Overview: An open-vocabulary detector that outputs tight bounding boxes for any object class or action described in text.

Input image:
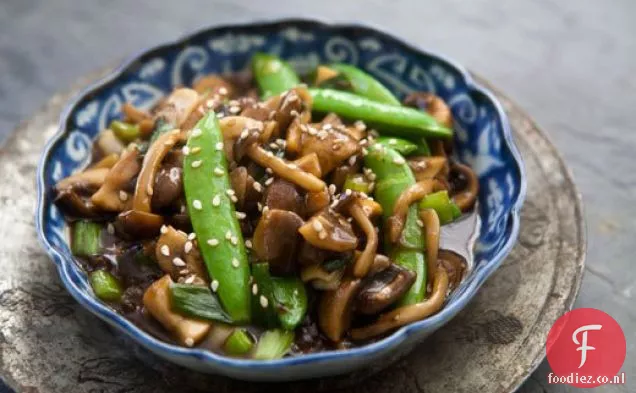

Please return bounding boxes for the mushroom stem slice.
[318,277,362,342]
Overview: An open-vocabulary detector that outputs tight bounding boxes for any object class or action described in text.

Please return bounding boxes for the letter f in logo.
[572,324,602,368]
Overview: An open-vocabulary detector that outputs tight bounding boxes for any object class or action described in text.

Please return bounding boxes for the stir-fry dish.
[52,53,479,359]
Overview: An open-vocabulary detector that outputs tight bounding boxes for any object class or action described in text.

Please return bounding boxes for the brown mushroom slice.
[219,116,265,141]
[122,103,151,124]
[349,267,449,341]
[115,210,164,238]
[155,226,207,283]
[299,210,358,252]
[420,208,440,276]
[192,75,235,96]
[387,179,443,243]
[54,189,100,219]
[403,92,453,129]
[96,129,125,156]
[143,275,211,347]
[349,203,378,278]
[314,66,340,85]
[262,179,304,216]
[252,209,304,275]
[246,144,325,192]
[320,113,344,128]
[152,165,183,210]
[369,253,391,275]
[91,153,120,169]
[55,167,109,191]
[318,277,362,342]
[229,167,260,211]
[91,148,141,212]
[154,88,201,128]
[298,241,330,266]
[359,198,383,218]
[299,124,360,175]
[286,117,303,155]
[132,129,181,213]
[450,162,479,211]
[330,163,359,190]
[408,156,448,181]
[305,187,330,216]
[293,153,322,178]
[269,87,312,132]
[356,264,416,315]
[300,263,345,291]
[438,249,467,291]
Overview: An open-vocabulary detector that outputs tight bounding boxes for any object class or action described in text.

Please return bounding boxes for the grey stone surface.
[0,0,633,391]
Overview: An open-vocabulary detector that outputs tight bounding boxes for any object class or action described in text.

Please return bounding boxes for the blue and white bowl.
[36,18,526,381]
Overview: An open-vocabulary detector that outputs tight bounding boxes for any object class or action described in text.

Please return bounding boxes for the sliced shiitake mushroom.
[252,209,305,275]
[318,277,362,342]
[355,264,416,315]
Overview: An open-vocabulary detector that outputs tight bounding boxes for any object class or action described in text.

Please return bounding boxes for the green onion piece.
[110,120,140,143]
[419,190,462,225]
[223,329,254,356]
[375,137,418,156]
[271,277,307,330]
[71,220,102,257]
[343,174,371,193]
[169,283,233,323]
[252,329,295,360]
[89,270,123,302]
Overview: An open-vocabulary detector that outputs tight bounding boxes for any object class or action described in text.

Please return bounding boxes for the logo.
[546,308,626,388]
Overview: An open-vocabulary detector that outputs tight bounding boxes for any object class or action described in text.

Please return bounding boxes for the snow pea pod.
[183,112,251,323]
[364,143,427,305]
[252,52,301,98]
[309,88,452,139]
[375,137,418,156]
[327,63,401,105]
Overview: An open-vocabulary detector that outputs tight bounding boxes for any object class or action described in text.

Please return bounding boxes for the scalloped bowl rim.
[35,17,527,371]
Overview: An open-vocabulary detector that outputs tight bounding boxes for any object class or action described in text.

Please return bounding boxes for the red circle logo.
[546,308,626,388]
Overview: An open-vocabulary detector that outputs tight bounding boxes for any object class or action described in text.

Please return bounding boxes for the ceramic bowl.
[36,18,526,381]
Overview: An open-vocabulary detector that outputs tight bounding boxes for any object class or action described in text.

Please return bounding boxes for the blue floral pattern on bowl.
[36,18,526,381]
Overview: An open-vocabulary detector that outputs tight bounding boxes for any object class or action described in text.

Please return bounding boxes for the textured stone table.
[0,1,634,392]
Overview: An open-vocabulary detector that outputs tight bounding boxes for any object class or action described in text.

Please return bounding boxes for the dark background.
[1,1,634,391]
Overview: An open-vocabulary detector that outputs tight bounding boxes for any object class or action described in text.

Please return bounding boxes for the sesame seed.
[184,275,196,284]
[264,177,274,186]
[213,167,224,176]
[207,238,219,247]
[318,231,328,240]
[245,239,253,249]
[160,245,170,256]
[160,225,168,234]
[393,157,406,165]
[188,232,196,240]
[312,220,324,232]
[240,129,249,139]
[262,206,270,215]
[308,127,317,136]
[218,87,228,95]
[354,120,366,131]
[212,194,221,206]
[229,106,241,114]
[184,241,193,254]
[317,130,328,139]
[192,199,203,210]
[253,182,263,192]
[226,189,236,196]
[230,236,238,245]
[191,146,201,154]
[225,230,232,240]
[260,295,269,308]
[269,142,278,149]
[287,163,298,170]
[216,112,225,119]
[211,280,219,292]
[257,202,263,211]
[252,283,258,295]
[173,257,186,267]
[235,211,246,219]
[362,148,369,156]
[232,258,240,268]
[146,184,153,196]
[191,128,202,137]
[416,219,424,227]
[191,160,203,168]
[290,110,299,117]
[266,151,274,158]
[265,168,273,174]
[388,138,397,145]
[206,99,215,108]
[323,123,333,131]
[345,189,352,196]
[215,142,224,151]
[348,156,357,166]
[119,190,128,201]
[184,338,194,347]
[328,184,337,195]
[230,195,238,203]
[182,146,190,155]
[164,140,174,147]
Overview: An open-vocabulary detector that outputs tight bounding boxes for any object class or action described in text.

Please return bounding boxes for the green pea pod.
[375,137,418,156]
[327,63,401,105]
[183,113,251,323]
[364,143,426,305]
[251,263,279,328]
[89,270,122,302]
[411,138,432,156]
[419,190,462,225]
[272,277,307,330]
[309,88,452,139]
[252,53,300,98]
